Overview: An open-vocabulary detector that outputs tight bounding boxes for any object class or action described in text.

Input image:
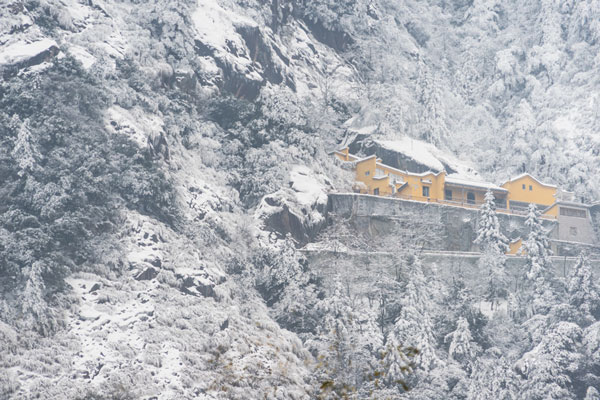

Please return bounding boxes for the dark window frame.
[467,192,475,204]
[444,189,452,200]
[560,207,587,218]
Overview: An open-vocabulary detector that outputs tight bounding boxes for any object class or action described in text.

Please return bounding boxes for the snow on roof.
[373,175,388,180]
[0,38,58,66]
[347,125,378,135]
[376,138,445,171]
[500,173,557,188]
[375,162,443,178]
[554,200,591,208]
[355,154,378,163]
[374,136,483,178]
[445,174,508,192]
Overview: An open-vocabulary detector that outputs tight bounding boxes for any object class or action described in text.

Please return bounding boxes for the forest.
[2,0,600,398]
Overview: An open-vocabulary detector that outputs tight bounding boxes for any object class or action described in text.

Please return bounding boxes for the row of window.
[560,207,587,218]
[522,184,533,191]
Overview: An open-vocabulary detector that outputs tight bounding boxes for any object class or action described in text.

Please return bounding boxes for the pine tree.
[521,204,555,315]
[467,348,519,400]
[445,317,478,369]
[10,116,40,176]
[19,261,55,336]
[380,333,414,391]
[475,190,509,252]
[416,57,448,145]
[518,322,582,400]
[567,253,600,326]
[475,190,509,309]
[392,255,442,374]
[312,278,361,398]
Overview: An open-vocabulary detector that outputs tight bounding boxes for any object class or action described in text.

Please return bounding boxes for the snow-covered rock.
[256,165,330,245]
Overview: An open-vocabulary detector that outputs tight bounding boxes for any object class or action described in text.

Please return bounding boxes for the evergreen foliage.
[475,190,509,309]
[567,254,600,327]
[0,57,176,334]
[522,203,555,315]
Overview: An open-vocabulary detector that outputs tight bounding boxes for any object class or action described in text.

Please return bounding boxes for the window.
[390,173,403,184]
[570,227,578,236]
[422,186,430,197]
[529,185,533,191]
[445,189,452,200]
[522,184,526,189]
[560,207,587,218]
[373,188,379,195]
[365,170,370,176]
[467,192,475,204]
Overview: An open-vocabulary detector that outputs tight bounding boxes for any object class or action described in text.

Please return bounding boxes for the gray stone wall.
[328,193,560,252]
[302,249,600,298]
[556,212,597,244]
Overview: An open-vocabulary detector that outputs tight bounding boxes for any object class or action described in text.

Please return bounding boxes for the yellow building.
[333,148,507,207]
[501,173,558,212]
[333,147,598,250]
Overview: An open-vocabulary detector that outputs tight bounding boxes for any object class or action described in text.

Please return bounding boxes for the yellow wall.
[354,156,395,196]
[507,238,523,255]
[395,171,445,202]
[339,152,561,215]
[334,147,356,162]
[543,203,559,217]
[502,175,557,209]
[443,186,488,205]
[352,157,447,199]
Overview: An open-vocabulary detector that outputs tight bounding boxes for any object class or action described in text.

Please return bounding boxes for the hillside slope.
[2,0,600,399]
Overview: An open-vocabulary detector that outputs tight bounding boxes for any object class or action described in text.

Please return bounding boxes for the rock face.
[256,165,330,246]
[0,38,59,78]
[328,193,561,252]
[348,134,458,174]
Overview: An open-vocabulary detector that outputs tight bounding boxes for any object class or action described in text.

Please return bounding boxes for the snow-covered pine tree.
[19,261,56,336]
[10,116,40,177]
[311,278,362,398]
[416,56,448,145]
[467,348,519,400]
[380,332,414,391]
[445,317,478,369]
[392,255,442,375]
[521,203,555,315]
[475,190,509,310]
[475,190,509,252]
[567,253,600,327]
[517,321,582,400]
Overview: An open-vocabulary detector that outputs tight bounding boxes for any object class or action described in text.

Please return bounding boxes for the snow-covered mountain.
[2,0,600,398]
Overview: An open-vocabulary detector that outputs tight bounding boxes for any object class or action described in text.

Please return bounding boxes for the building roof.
[375,161,444,178]
[551,200,591,208]
[354,154,377,163]
[500,173,557,188]
[445,174,508,192]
